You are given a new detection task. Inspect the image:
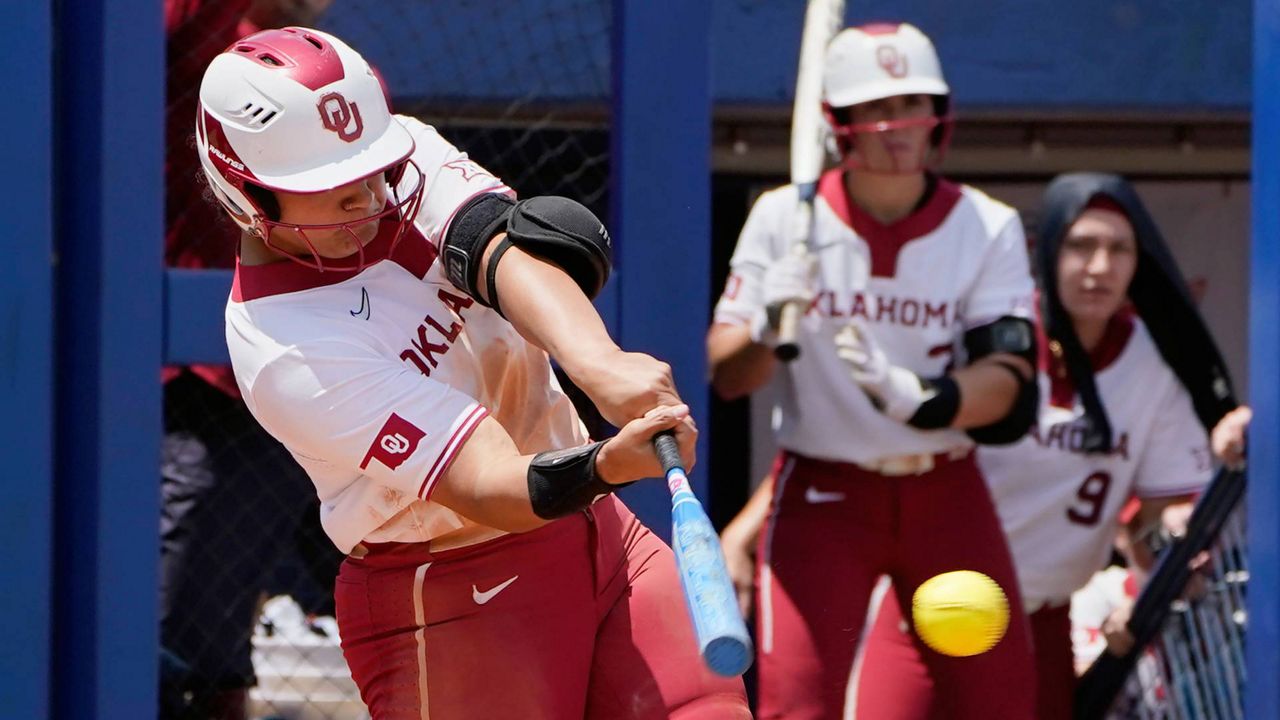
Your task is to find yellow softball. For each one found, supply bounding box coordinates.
[911,570,1010,657]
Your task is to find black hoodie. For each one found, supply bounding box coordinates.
[1035,173,1237,453]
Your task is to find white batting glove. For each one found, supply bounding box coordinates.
[834,323,929,422]
[750,252,816,344]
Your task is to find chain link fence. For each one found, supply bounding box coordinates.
[162,2,611,718]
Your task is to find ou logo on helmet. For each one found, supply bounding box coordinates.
[317,91,364,142]
[380,432,411,455]
[876,45,909,78]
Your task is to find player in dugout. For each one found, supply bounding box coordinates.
[860,172,1247,720]
[195,26,750,719]
[711,22,1038,720]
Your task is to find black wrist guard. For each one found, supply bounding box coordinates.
[905,375,962,430]
[527,441,627,520]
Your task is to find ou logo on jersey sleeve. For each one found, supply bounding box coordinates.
[361,412,426,471]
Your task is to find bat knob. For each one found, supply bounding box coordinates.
[774,342,801,361]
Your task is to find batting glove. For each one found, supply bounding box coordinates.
[751,252,816,344]
[834,322,931,422]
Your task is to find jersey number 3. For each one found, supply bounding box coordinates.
[1066,471,1112,526]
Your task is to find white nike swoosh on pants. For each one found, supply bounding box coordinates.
[805,486,847,504]
[472,575,519,605]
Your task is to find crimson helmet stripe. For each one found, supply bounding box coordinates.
[859,22,903,36]
[230,27,347,91]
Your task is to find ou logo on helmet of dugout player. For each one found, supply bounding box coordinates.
[317,91,364,142]
[876,45,909,78]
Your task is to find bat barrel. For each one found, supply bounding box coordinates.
[653,431,755,677]
[671,498,755,676]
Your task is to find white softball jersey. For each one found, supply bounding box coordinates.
[713,170,1036,464]
[979,315,1213,609]
[226,116,589,554]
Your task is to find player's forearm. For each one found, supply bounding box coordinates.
[708,324,777,400]
[435,410,694,533]
[948,355,1029,428]
[435,453,549,534]
[491,244,621,371]
[435,417,577,533]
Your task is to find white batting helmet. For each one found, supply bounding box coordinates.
[821,23,954,172]
[196,27,423,270]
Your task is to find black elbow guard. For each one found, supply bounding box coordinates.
[527,441,631,520]
[442,194,613,318]
[504,196,612,299]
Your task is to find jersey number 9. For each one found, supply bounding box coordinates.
[1066,471,1112,527]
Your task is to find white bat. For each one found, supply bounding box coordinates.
[775,0,845,361]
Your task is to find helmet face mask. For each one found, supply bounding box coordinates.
[255,160,425,272]
[823,98,954,175]
[196,27,423,271]
[821,23,954,175]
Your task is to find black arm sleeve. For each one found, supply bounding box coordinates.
[963,317,1039,445]
[441,192,516,307]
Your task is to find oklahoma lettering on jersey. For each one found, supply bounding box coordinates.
[809,289,956,330]
[978,316,1212,609]
[226,116,589,553]
[713,170,1034,464]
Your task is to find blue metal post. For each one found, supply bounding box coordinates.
[165,269,234,365]
[1249,0,1280,716]
[611,1,713,539]
[0,3,54,719]
[52,1,164,717]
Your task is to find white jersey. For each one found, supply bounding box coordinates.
[713,170,1035,464]
[226,116,589,554]
[980,315,1213,609]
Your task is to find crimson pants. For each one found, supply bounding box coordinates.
[335,495,750,719]
[756,451,1036,720]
